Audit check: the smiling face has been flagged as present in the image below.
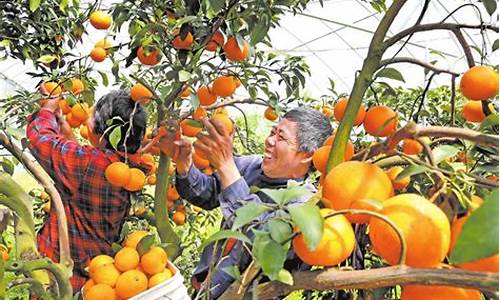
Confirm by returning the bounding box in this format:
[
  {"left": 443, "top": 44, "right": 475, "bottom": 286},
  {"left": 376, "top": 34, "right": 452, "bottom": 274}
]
[{"left": 262, "top": 118, "right": 313, "bottom": 179}]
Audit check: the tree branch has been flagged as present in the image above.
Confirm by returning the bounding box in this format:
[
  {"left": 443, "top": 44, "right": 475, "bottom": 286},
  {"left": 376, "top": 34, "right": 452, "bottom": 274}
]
[
  {"left": 0, "top": 131, "right": 72, "bottom": 270},
  {"left": 379, "top": 57, "right": 460, "bottom": 76},
  {"left": 451, "top": 28, "right": 474, "bottom": 68},
  {"left": 254, "top": 266, "right": 499, "bottom": 299}
]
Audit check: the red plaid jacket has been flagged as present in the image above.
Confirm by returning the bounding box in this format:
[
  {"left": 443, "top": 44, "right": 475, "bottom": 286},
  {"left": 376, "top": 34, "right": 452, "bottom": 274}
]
[{"left": 26, "top": 109, "right": 139, "bottom": 292}]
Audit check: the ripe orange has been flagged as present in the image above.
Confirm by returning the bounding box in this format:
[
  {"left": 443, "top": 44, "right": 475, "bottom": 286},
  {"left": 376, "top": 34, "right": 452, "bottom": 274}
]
[
  {"left": 80, "top": 125, "right": 89, "bottom": 140},
  {"left": 147, "top": 174, "right": 157, "bottom": 185},
  {"left": 123, "top": 231, "right": 149, "bottom": 249},
  {"left": 322, "top": 161, "right": 393, "bottom": 213},
  {"left": 206, "top": 31, "right": 225, "bottom": 52},
  {"left": 180, "top": 119, "right": 202, "bottom": 137},
  {"left": 0, "top": 246, "right": 9, "bottom": 261},
  {"left": 312, "top": 143, "right": 354, "bottom": 174},
  {"left": 449, "top": 215, "right": 499, "bottom": 273},
  {"left": 223, "top": 37, "right": 250, "bottom": 61},
  {"left": 140, "top": 247, "right": 167, "bottom": 275},
  {"left": 462, "top": 101, "right": 486, "bottom": 123},
  {"left": 90, "top": 263, "right": 120, "bottom": 287},
  {"left": 105, "top": 162, "right": 131, "bottom": 188},
  {"left": 214, "top": 106, "right": 228, "bottom": 115},
  {"left": 114, "top": 247, "right": 140, "bottom": 272},
  {"left": 369, "top": 193, "right": 450, "bottom": 267},
  {"left": 264, "top": 107, "right": 278, "bottom": 121},
  {"left": 192, "top": 107, "right": 207, "bottom": 120},
  {"left": 348, "top": 198, "right": 384, "bottom": 224},
  {"left": 90, "top": 47, "right": 107, "bottom": 62},
  {"left": 211, "top": 113, "right": 234, "bottom": 134},
  {"left": 232, "top": 76, "right": 241, "bottom": 88},
  {"left": 82, "top": 278, "right": 95, "bottom": 296},
  {"left": 137, "top": 46, "right": 159, "bottom": 65},
  {"left": 172, "top": 210, "right": 186, "bottom": 225},
  {"left": 292, "top": 208, "right": 355, "bottom": 266},
  {"left": 212, "top": 76, "right": 236, "bottom": 97},
  {"left": 334, "top": 97, "right": 366, "bottom": 126},
  {"left": 148, "top": 268, "right": 173, "bottom": 288},
  {"left": 115, "top": 270, "right": 148, "bottom": 299},
  {"left": 460, "top": 65, "right": 499, "bottom": 100},
  {"left": 130, "top": 83, "right": 153, "bottom": 104},
  {"left": 196, "top": 86, "right": 217, "bottom": 106},
  {"left": 71, "top": 103, "right": 89, "bottom": 122},
  {"left": 385, "top": 166, "right": 410, "bottom": 190},
  {"left": 193, "top": 151, "right": 210, "bottom": 169},
  {"left": 84, "top": 283, "right": 116, "bottom": 300},
  {"left": 59, "top": 99, "right": 71, "bottom": 114},
  {"left": 322, "top": 106, "right": 334, "bottom": 118},
  {"left": 70, "top": 79, "right": 85, "bottom": 95},
  {"left": 402, "top": 139, "right": 423, "bottom": 155},
  {"left": 172, "top": 31, "right": 193, "bottom": 49},
  {"left": 401, "top": 284, "right": 481, "bottom": 300},
  {"left": 124, "top": 168, "right": 146, "bottom": 192},
  {"left": 363, "top": 106, "right": 398, "bottom": 137},
  {"left": 89, "top": 10, "right": 112, "bottom": 30},
  {"left": 88, "top": 255, "right": 114, "bottom": 273},
  {"left": 140, "top": 153, "right": 155, "bottom": 169},
  {"left": 167, "top": 185, "right": 180, "bottom": 202},
  {"left": 179, "top": 86, "right": 191, "bottom": 98},
  {"left": 94, "top": 38, "right": 112, "bottom": 52},
  {"left": 66, "top": 113, "right": 82, "bottom": 128},
  {"left": 40, "top": 81, "right": 62, "bottom": 96}
]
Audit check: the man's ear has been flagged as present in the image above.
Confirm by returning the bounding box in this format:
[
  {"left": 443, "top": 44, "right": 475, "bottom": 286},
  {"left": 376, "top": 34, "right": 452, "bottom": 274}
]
[{"left": 300, "top": 151, "right": 314, "bottom": 164}]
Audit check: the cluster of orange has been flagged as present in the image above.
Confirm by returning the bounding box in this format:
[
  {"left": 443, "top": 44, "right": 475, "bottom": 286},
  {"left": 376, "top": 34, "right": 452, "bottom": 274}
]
[
  {"left": 166, "top": 185, "right": 188, "bottom": 226},
  {"left": 460, "top": 65, "right": 499, "bottom": 123},
  {"left": 104, "top": 153, "right": 158, "bottom": 192},
  {"left": 89, "top": 10, "right": 113, "bottom": 62},
  {"left": 83, "top": 231, "right": 174, "bottom": 300}
]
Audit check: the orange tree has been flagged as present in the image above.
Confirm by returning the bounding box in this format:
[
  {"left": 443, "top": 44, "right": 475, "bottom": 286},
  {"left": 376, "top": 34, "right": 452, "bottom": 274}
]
[{"left": 0, "top": 0, "right": 498, "bottom": 299}]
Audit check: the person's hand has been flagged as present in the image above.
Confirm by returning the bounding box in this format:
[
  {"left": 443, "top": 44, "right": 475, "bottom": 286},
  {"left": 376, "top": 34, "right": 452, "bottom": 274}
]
[
  {"left": 159, "top": 129, "right": 193, "bottom": 175},
  {"left": 42, "top": 98, "right": 60, "bottom": 113},
  {"left": 55, "top": 110, "right": 76, "bottom": 140}
]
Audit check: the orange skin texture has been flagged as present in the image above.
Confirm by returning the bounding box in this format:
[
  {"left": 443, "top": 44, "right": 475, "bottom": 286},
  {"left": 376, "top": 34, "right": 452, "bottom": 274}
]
[
  {"left": 363, "top": 106, "right": 398, "bottom": 137},
  {"left": 137, "top": 47, "right": 159, "bottom": 65},
  {"left": 401, "top": 284, "right": 481, "bottom": 300},
  {"left": 223, "top": 37, "right": 250, "bottom": 61},
  {"left": 334, "top": 97, "right": 366, "bottom": 126},
  {"left": 460, "top": 65, "right": 499, "bottom": 100},
  {"left": 462, "top": 101, "right": 486, "bottom": 123}
]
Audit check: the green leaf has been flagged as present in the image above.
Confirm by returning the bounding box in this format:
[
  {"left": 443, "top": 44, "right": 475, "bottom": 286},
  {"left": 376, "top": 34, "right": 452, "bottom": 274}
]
[
  {"left": 480, "top": 113, "right": 499, "bottom": 130},
  {"left": 481, "top": 0, "right": 497, "bottom": 15},
  {"left": 288, "top": 202, "right": 323, "bottom": 251},
  {"left": 6, "top": 127, "right": 25, "bottom": 140},
  {"left": 232, "top": 202, "right": 270, "bottom": 230},
  {"left": 250, "top": 15, "right": 270, "bottom": 46},
  {"left": 29, "top": 0, "right": 41, "bottom": 12},
  {"left": 433, "top": 145, "right": 460, "bottom": 164},
  {"left": 98, "top": 71, "right": 109, "bottom": 87},
  {"left": 450, "top": 189, "right": 499, "bottom": 264},
  {"left": 200, "top": 229, "right": 251, "bottom": 250},
  {"left": 81, "top": 90, "right": 95, "bottom": 106},
  {"left": 36, "top": 55, "right": 58, "bottom": 64},
  {"left": 276, "top": 269, "right": 293, "bottom": 285},
  {"left": 60, "top": 0, "right": 69, "bottom": 12},
  {"left": 268, "top": 219, "right": 292, "bottom": 243},
  {"left": 493, "top": 39, "right": 499, "bottom": 52},
  {"left": 259, "top": 188, "right": 284, "bottom": 205},
  {"left": 207, "top": 0, "right": 226, "bottom": 15},
  {"left": 375, "top": 67, "right": 405, "bottom": 83},
  {"left": 222, "top": 265, "right": 241, "bottom": 281},
  {"left": 111, "top": 242, "right": 123, "bottom": 254},
  {"left": 252, "top": 231, "right": 287, "bottom": 280},
  {"left": 395, "top": 164, "right": 429, "bottom": 180},
  {"left": 1, "top": 159, "right": 14, "bottom": 176},
  {"left": 281, "top": 185, "right": 312, "bottom": 206},
  {"left": 136, "top": 234, "right": 156, "bottom": 256},
  {"left": 109, "top": 126, "right": 122, "bottom": 150},
  {"left": 178, "top": 70, "right": 192, "bottom": 82}
]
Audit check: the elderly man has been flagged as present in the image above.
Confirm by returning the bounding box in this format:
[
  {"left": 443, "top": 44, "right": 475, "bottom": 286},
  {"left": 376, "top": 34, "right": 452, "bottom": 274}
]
[{"left": 166, "top": 106, "right": 332, "bottom": 298}]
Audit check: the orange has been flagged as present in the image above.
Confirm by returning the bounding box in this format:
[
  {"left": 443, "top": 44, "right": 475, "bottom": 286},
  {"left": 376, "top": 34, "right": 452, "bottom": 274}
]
[
  {"left": 223, "top": 37, "right": 250, "bottom": 61},
  {"left": 211, "top": 113, "right": 234, "bottom": 134},
  {"left": 322, "top": 161, "right": 393, "bottom": 213},
  {"left": 322, "top": 106, "right": 334, "bottom": 118},
  {"left": 137, "top": 46, "right": 159, "bottom": 65},
  {"left": 402, "top": 139, "right": 423, "bottom": 155},
  {"left": 348, "top": 198, "right": 384, "bottom": 224},
  {"left": 82, "top": 278, "right": 95, "bottom": 296},
  {"left": 206, "top": 31, "right": 225, "bottom": 52},
  {"left": 40, "top": 81, "right": 62, "bottom": 96},
  {"left": 140, "top": 247, "right": 167, "bottom": 275},
  {"left": 292, "top": 208, "right": 355, "bottom": 266},
  {"left": 462, "top": 101, "right": 486, "bottom": 123},
  {"left": 193, "top": 151, "right": 210, "bottom": 169},
  {"left": 147, "top": 174, "right": 157, "bottom": 185},
  {"left": 449, "top": 215, "right": 499, "bottom": 273},
  {"left": 401, "top": 284, "right": 481, "bottom": 300},
  {"left": 89, "top": 10, "right": 112, "bottom": 30},
  {"left": 131, "top": 83, "right": 153, "bottom": 104},
  {"left": 196, "top": 86, "right": 217, "bottom": 106},
  {"left": 264, "top": 107, "right": 278, "bottom": 121},
  {"left": 70, "top": 79, "right": 85, "bottom": 95},
  {"left": 369, "top": 193, "right": 450, "bottom": 267},
  {"left": 172, "top": 210, "right": 186, "bottom": 225},
  {"left": 385, "top": 166, "right": 410, "bottom": 190},
  {"left": 80, "top": 125, "right": 89, "bottom": 140},
  {"left": 88, "top": 255, "right": 114, "bottom": 273},
  {"left": 123, "top": 230, "right": 149, "bottom": 249},
  {"left": 114, "top": 247, "right": 140, "bottom": 272},
  {"left": 84, "top": 283, "right": 116, "bottom": 300},
  {"left": 212, "top": 76, "right": 236, "bottom": 97},
  {"left": 172, "top": 31, "right": 193, "bottom": 49},
  {"left": 59, "top": 99, "right": 71, "bottom": 114},
  {"left": 180, "top": 86, "right": 191, "bottom": 98},
  {"left": 312, "top": 143, "right": 353, "bottom": 174},
  {"left": 66, "top": 113, "right": 82, "bottom": 128},
  {"left": 168, "top": 163, "right": 176, "bottom": 176},
  {"left": 192, "top": 107, "right": 207, "bottom": 120},
  {"left": 232, "top": 76, "right": 241, "bottom": 88},
  {"left": 148, "top": 268, "right": 173, "bottom": 288},
  {"left": 115, "top": 270, "right": 148, "bottom": 299},
  {"left": 0, "top": 248, "right": 9, "bottom": 261},
  {"left": 71, "top": 103, "right": 89, "bottom": 122},
  {"left": 90, "top": 47, "right": 107, "bottom": 62},
  {"left": 334, "top": 97, "right": 366, "bottom": 126},
  {"left": 167, "top": 185, "right": 180, "bottom": 201},
  {"left": 460, "top": 65, "right": 499, "bottom": 100},
  {"left": 363, "top": 106, "right": 398, "bottom": 137},
  {"left": 94, "top": 39, "right": 112, "bottom": 52},
  {"left": 90, "top": 263, "right": 120, "bottom": 287},
  {"left": 180, "top": 119, "right": 202, "bottom": 137},
  {"left": 105, "top": 162, "right": 131, "bottom": 187},
  {"left": 124, "top": 168, "right": 146, "bottom": 192},
  {"left": 140, "top": 153, "right": 155, "bottom": 169},
  {"left": 214, "top": 106, "right": 228, "bottom": 115}
]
